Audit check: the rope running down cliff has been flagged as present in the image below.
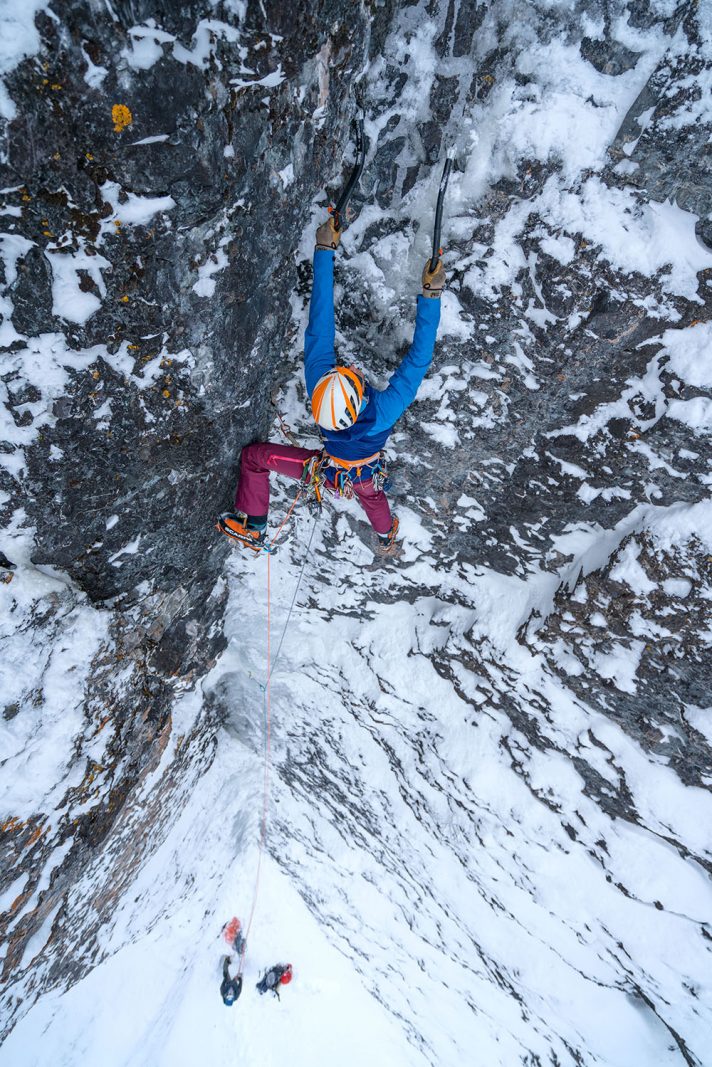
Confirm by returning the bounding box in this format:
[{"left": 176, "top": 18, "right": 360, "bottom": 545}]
[{"left": 238, "top": 505, "right": 319, "bottom": 977}]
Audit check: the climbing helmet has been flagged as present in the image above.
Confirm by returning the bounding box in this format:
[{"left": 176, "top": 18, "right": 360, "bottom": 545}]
[{"left": 311, "top": 367, "right": 364, "bottom": 431}]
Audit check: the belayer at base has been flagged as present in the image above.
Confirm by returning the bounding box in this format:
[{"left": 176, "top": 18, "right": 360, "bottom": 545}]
[
  {"left": 256, "top": 963, "right": 293, "bottom": 998},
  {"left": 220, "top": 956, "right": 243, "bottom": 1006},
  {"left": 218, "top": 216, "right": 444, "bottom": 556}
]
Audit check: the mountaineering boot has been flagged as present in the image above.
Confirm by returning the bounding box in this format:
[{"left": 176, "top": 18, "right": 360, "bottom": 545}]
[
  {"left": 217, "top": 511, "right": 267, "bottom": 552},
  {"left": 376, "top": 516, "right": 400, "bottom": 557}
]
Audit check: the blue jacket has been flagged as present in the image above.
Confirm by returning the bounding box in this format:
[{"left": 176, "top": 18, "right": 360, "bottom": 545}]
[{"left": 304, "top": 249, "right": 441, "bottom": 461}]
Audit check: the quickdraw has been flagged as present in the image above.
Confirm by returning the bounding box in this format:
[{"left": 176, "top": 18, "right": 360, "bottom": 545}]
[
  {"left": 371, "top": 458, "right": 389, "bottom": 494},
  {"left": 300, "top": 453, "right": 328, "bottom": 512},
  {"left": 334, "top": 470, "right": 354, "bottom": 499}
]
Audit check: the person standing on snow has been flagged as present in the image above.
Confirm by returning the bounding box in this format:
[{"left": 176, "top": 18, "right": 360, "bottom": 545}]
[
  {"left": 220, "top": 956, "right": 243, "bottom": 1006},
  {"left": 218, "top": 216, "right": 445, "bottom": 556},
  {"left": 256, "top": 962, "right": 293, "bottom": 998}
]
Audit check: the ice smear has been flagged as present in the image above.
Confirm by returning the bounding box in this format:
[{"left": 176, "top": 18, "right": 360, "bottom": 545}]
[
  {"left": 19, "top": 902, "right": 62, "bottom": 969},
  {"left": 45, "top": 247, "right": 110, "bottom": 324},
  {"left": 0, "top": 0, "right": 50, "bottom": 120},
  {"left": 192, "top": 237, "right": 230, "bottom": 298},
  {"left": 101, "top": 182, "right": 176, "bottom": 227},
  {"left": 0, "top": 233, "right": 34, "bottom": 344},
  {"left": 0, "top": 551, "right": 110, "bottom": 818},
  {"left": 121, "top": 13, "right": 248, "bottom": 71}
]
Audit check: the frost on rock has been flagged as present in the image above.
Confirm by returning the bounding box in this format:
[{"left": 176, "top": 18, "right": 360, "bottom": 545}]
[{"left": 1, "top": 1, "right": 712, "bottom": 1066}]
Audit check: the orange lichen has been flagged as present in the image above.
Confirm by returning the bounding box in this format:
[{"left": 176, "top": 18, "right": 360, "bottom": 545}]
[
  {"left": 112, "top": 103, "right": 133, "bottom": 133},
  {"left": 162, "top": 389, "right": 171, "bottom": 398},
  {"left": 1, "top": 816, "right": 24, "bottom": 833}
]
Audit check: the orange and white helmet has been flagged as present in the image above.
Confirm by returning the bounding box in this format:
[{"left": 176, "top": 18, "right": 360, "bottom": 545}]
[{"left": 311, "top": 367, "right": 364, "bottom": 431}]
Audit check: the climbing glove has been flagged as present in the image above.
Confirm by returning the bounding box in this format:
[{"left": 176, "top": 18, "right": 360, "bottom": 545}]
[
  {"left": 422, "top": 259, "right": 446, "bottom": 299},
  {"left": 316, "top": 217, "right": 341, "bottom": 251}
]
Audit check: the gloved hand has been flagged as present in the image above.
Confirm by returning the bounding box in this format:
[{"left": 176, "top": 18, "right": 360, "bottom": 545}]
[
  {"left": 422, "top": 259, "right": 445, "bottom": 298},
  {"left": 316, "top": 217, "right": 340, "bottom": 251}
]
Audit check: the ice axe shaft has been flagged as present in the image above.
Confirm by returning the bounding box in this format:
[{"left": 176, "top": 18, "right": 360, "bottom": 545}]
[
  {"left": 430, "top": 151, "right": 454, "bottom": 272},
  {"left": 330, "top": 117, "right": 366, "bottom": 232}
]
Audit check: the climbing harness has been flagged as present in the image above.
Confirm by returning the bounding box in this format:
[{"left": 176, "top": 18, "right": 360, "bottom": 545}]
[
  {"left": 329, "top": 115, "right": 366, "bottom": 232},
  {"left": 323, "top": 449, "right": 390, "bottom": 497},
  {"left": 429, "top": 148, "right": 455, "bottom": 273},
  {"left": 297, "top": 449, "right": 390, "bottom": 505}
]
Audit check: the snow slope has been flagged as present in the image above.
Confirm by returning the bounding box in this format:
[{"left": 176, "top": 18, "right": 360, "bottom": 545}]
[{"left": 2, "top": 0, "right": 712, "bottom": 1064}]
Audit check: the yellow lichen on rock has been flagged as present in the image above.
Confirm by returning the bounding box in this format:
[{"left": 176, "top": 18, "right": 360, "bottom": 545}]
[{"left": 112, "top": 103, "right": 133, "bottom": 133}]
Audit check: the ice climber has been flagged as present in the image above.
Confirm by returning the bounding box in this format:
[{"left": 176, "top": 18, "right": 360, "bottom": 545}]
[
  {"left": 256, "top": 963, "right": 293, "bottom": 997},
  {"left": 220, "top": 956, "right": 243, "bottom": 1006},
  {"left": 217, "top": 216, "right": 445, "bottom": 556}
]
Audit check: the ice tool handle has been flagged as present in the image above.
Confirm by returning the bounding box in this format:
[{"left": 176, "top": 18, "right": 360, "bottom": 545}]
[
  {"left": 429, "top": 151, "right": 454, "bottom": 273},
  {"left": 330, "top": 117, "right": 366, "bottom": 232}
]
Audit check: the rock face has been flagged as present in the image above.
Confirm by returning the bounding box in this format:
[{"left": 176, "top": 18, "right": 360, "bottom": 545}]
[
  {"left": 0, "top": 0, "right": 383, "bottom": 1038},
  {"left": 1, "top": 0, "right": 711, "bottom": 1062}
]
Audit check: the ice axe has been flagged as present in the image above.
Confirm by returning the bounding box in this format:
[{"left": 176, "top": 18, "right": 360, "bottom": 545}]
[
  {"left": 429, "top": 148, "right": 454, "bottom": 272},
  {"left": 329, "top": 116, "right": 366, "bottom": 233}
]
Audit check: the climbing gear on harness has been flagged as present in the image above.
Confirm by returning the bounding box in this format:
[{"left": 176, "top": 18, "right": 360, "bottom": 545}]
[
  {"left": 300, "top": 453, "right": 328, "bottom": 510},
  {"left": 377, "top": 515, "right": 400, "bottom": 556},
  {"left": 324, "top": 449, "right": 389, "bottom": 497},
  {"left": 316, "top": 217, "right": 340, "bottom": 250},
  {"left": 329, "top": 116, "right": 366, "bottom": 233},
  {"left": 334, "top": 470, "right": 354, "bottom": 498},
  {"left": 429, "top": 148, "right": 454, "bottom": 273},
  {"left": 300, "top": 448, "right": 391, "bottom": 501},
  {"left": 311, "top": 366, "right": 364, "bottom": 430},
  {"left": 216, "top": 511, "right": 268, "bottom": 552}
]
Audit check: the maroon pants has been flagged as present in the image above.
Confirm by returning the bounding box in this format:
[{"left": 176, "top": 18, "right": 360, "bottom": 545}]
[{"left": 234, "top": 442, "right": 393, "bottom": 535}]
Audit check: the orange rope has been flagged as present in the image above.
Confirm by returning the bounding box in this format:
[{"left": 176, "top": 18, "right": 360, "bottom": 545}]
[
  {"left": 237, "top": 487, "right": 317, "bottom": 978},
  {"left": 268, "top": 488, "right": 302, "bottom": 550},
  {"left": 238, "top": 554, "right": 272, "bottom": 976}
]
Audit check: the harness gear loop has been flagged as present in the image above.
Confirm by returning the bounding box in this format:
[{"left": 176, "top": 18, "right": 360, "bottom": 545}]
[
  {"left": 299, "top": 450, "right": 390, "bottom": 504},
  {"left": 323, "top": 450, "right": 389, "bottom": 498}
]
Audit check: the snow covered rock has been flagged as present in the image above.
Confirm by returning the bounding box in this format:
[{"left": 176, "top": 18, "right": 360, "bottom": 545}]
[{"left": 1, "top": 0, "right": 711, "bottom": 1064}]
